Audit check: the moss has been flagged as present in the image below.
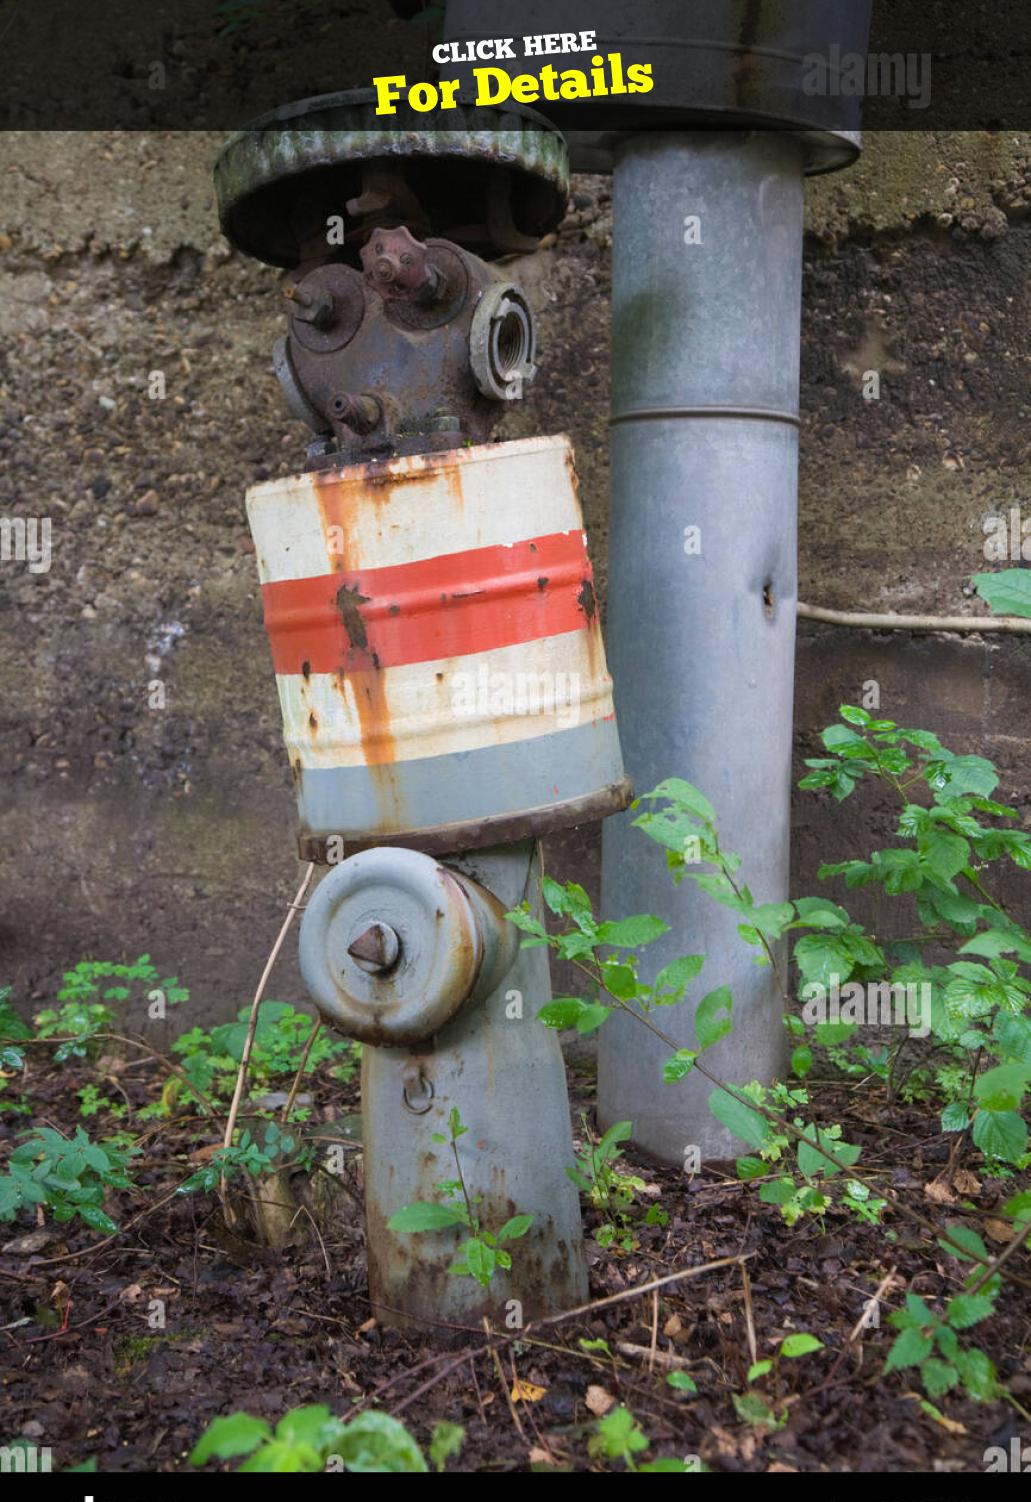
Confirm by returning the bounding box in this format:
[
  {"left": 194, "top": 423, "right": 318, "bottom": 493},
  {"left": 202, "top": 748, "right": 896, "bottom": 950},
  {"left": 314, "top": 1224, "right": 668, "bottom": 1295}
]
[
  {"left": 806, "top": 132, "right": 1031, "bottom": 237},
  {"left": 114, "top": 1333, "right": 164, "bottom": 1374}
]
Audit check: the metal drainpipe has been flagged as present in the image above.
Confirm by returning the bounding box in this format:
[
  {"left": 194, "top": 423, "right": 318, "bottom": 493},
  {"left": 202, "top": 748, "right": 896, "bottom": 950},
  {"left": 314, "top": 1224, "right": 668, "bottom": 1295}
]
[{"left": 597, "top": 131, "right": 804, "bottom": 1162}]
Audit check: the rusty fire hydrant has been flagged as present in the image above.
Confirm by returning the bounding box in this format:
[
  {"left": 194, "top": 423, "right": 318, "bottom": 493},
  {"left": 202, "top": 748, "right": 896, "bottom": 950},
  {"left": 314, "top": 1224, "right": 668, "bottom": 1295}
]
[{"left": 215, "top": 92, "right": 631, "bottom": 1332}]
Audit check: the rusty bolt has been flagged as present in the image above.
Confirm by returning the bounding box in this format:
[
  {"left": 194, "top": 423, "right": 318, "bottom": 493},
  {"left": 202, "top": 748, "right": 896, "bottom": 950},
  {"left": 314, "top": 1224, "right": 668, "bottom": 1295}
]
[
  {"left": 360, "top": 225, "right": 439, "bottom": 303},
  {"left": 284, "top": 282, "right": 335, "bottom": 329},
  {"left": 347, "top": 921, "right": 401, "bottom": 975}
]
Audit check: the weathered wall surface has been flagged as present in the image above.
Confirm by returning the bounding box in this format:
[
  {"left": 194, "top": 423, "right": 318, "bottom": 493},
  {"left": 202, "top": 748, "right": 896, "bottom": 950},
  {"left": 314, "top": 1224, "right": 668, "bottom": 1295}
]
[{"left": 1, "top": 127, "right": 1029, "bottom": 1028}]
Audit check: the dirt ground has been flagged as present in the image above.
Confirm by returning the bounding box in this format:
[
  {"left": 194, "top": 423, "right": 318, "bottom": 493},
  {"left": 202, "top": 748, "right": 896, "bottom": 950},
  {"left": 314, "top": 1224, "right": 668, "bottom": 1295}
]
[{"left": 1, "top": 1042, "right": 1027, "bottom": 1475}]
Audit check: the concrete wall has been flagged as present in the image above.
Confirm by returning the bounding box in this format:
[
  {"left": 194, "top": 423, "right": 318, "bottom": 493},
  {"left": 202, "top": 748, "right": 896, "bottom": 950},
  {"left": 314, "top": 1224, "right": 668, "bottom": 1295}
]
[{"left": 1, "top": 128, "right": 1029, "bottom": 1028}]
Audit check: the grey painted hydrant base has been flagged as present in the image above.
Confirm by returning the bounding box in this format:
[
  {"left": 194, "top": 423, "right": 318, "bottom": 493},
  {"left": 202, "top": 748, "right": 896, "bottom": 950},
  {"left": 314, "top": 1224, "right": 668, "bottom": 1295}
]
[{"left": 302, "top": 840, "right": 588, "bottom": 1335}]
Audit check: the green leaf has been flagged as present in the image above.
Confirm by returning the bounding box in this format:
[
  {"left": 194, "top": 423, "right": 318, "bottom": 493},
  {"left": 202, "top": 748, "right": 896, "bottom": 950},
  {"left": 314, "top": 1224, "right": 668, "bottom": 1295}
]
[
  {"left": 747, "top": 1360, "right": 774, "bottom": 1382},
  {"left": 708, "top": 1088, "right": 768, "bottom": 1151},
  {"left": 792, "top": 898, "right": 849, "bottom": 930},
  {"left": 759, "top": 1178, "right": 797, "bottom": 1206},
  {"left": 972, "top": 1108, "right": 1028, "bottom": 1163},
  {"left": 597, "top": 915, "right": 670, "bottom": 949},
  {"left": 794, "top": 933, "right": 857, "bottom": 989},
  {"left": 453, "top": 1237, "right": 496, "bottom": 1288},
  {"left": 823, "top": 723, "right": 866, "bottom": 752},
  {"left": 694, "top": 986, "right": 733, "bottom": 1050},
  {"left": 938, "top": 1223, "right": 988, "bottom": 1264},
  {"left": 954, "top": 1347, "right": 999, "bottom": 1402},
  {"left": 334, "top": 1412, "right": 428, "bottom": 1473},
  {"left": 745, "top": 902, "right": 796, "bottom": 939},
  {"left": 276, "top": 1405, "right": 346, "bottom": 1454},
  {"left": 960, "top": 928, "right": 1030, "bottom": 960},
  {"left": 575, "top": 1003, "right": 614, "bottom": 1035},
  {"left": 993, "top": 1012, "right": 1031, "bottom": 1065},
  {"left": 940, "top": 1102, "right": 970, "bottom": 1133},
  {"left": 919, "top": 1357, "right": 959, "bottom": 1399},
  {"left": 732, "top": 1392, "right": 784, "bottom": 1430},
  {"left": 791, "top": 1045, "right": 813, "bottom": 1079},
  {"left": 663, "top": 1049, "right": 697, "bottom": 1083},
  {"left": 387, "top": 1202, "right": 467, "bottom": 1233},
  {"left": 593, "top": 1121, "right": 633, "bottom": 1166},
  {"left": 642, "top": 778, "right": 714, "bottom": 822},
  {"left": 973, "top": 1063, "right": 1031, "bottom": 1112},
  {"left": 591, "top": 1405, "right": 649, "bottom": 1460},
  {"left": 191, "top": 1412, "right": 273, "bottom": 1465},
  {"left": 76, "top": 1203, "right": 118, "bottom": 1235},
  {"left": 946, "top": 1292, "right": 996, "bottom": 1330},
  {"left": 930, "top": 754, "right": 999, "bottom": 799},
  {"left": 505, "top": 907, "right": 547, "bottom": 939},
  {"left": 780, "top": 1333, "right": 823, "bottom": 1358},
  {"left": 496, "top": 1214, "right": 533, "bottom": 1243},
  {"left": 839, "top": 705, "right": 872, "bottom": 727},
  {"left": 654, "top": 954, "right": 704, "bottom": 993},
  {"left": 796, "top": 1127, "right": 861, "bottom": 1179},
  {"left": 428, "top": 1421, "right": 464, "bottom": 1473},
  {"left": 666, "top": 1370, "right": 697, "bottom": 1393},
  {"left": 919, "top": 829, "right": 970, "bottom": 886},
  {"left": 885, "top": 1328, "right": 935, "bottom": 1373},
  {"left": 813, "top": 1021, "right": 857, "bottom": 1047},
  {"left": 0, "top": 995, "right": 33, "bottom": 1041},
  {"left": 972, "top": 568, "right": 1031, "bottom": 619},
  {"left": 537, "top": 998, "right": 589, "bottom": 1030},
  {"left": 1003, "top": 1191, "right": 1031, "bottom": 1224},
  {"left": 600, "top": 961, "right": 639, "bottom": 1000}
]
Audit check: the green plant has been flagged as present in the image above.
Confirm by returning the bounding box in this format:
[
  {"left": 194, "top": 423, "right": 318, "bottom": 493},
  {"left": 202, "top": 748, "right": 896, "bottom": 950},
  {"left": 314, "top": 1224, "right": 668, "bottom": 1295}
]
[
  {"left": 566, "top": 1117, "right": 664, "bottom": 1251},
  {"left": 387, "top": 1107, "right": 533, "bottom": 1288},
  {"left": 0, "top": 986, "right": 31, "bottom": 1074},
  {"left": 428, "top": 1421, "right": 465, "bottom": 1472},
  {"left": 973, "top": 569, "right": 1031, "bottom": 620},
  {"left": 588, "top": 1406, "right": 692, "bottom": 1472},
  {"left": 0, "top": 1124, "right": 138, "bottom": 1234},
  {"left": 177, "top": 1121, "right": 308, "bottom": 1195},
  {"left": 796, "top": 706, "right": 1031, "bottom": 1165},
  {"left": 885, "top": 1285, "right": 999, "bottom": 1404},
  {"left": 77, "top": 1083, "right": 124, "bottom": 1119},
  {"left": 513, "top": 794, "right": 870, "bottom": 1231},
  {"left": 169, "top": 1002, "right": 358, "bottom": 1113},
  {"left": 190, "top": 1406, "right": 427, "bottom": 1472},
  {"left": 33, "top": 955, "right": 184, "bottom": 1062},
  {"left": 508, "top": 729, "right": 1030, "bottom": 1421}
]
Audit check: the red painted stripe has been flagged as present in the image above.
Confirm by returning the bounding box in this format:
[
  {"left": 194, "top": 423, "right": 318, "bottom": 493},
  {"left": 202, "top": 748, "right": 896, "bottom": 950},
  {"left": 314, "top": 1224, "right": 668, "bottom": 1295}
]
[{"left": 261, "top": 531, "right": 598, "bottom": 675}]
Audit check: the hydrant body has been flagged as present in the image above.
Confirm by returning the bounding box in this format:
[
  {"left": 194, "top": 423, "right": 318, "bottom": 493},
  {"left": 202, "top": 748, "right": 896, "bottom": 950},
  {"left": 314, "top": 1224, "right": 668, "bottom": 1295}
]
[{"left": 300, "top": 841, "right": 588, "bottom": 1326}]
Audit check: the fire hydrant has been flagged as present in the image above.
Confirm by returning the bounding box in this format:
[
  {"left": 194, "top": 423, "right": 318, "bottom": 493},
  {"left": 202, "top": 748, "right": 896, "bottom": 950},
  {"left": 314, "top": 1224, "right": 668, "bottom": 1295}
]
[{"left": 215, "top": 92, "right": 631, "bottom": 1330}]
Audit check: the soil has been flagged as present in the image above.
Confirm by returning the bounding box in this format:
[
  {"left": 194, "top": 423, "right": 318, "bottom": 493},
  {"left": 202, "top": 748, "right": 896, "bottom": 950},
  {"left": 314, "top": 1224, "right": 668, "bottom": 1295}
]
[{"left": 1, "top": 1044, "right": 1027, "bottom": 1475}]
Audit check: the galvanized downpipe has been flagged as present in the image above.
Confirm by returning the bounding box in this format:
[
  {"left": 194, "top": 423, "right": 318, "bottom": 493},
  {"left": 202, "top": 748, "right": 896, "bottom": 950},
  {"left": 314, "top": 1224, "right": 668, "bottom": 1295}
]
[{"left": 598, "top": 132, "right": 805, "bottom": 1162}]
